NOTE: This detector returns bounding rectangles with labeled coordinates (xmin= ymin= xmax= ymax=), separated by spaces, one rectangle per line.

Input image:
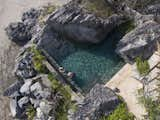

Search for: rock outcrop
xmin=73 ymin=84 xmax=120 ymax=120
xmin=116 ymin=21 xmax=160 ymax=63
xmin=37 ymin=26 xmax=76 ymax=61
xmin=14 ymin=51 xmax=37 ymax=79
xmin=145 ymin=4 xmax=160 ymax=15
xmin=46 ymin=1 xmax=126 ymax=44
xmin=3 ymin=74 xmax=59 ymax=119
xmin=5 ymin=8 xmax=40 ymax=45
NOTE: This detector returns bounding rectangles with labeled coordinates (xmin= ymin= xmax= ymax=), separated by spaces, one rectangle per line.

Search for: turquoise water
xmin=58 ymin=30 xmax=125 ymax=91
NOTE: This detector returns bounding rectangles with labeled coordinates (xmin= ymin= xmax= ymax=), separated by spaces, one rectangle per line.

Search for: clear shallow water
xmin=58 ymin=29 xmax=125 ymax=91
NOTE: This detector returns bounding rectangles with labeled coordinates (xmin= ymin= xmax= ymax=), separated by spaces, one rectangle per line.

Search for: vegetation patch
xmin=138 ymin=88 xmax=160 ymax=120
xmin=38 ymin=4 xmax=56 ymax=26
xmin=117 ymin=20 xmax=135 ymax=34
xmin=81 ymin=0 xmax=114 ymax=18
xmin=136 ymin=57 xmax=150 ymax=76
xmin=42 ymin=4 xmax=56 ymax=16
xmin=30 ymin=47 xmax=49 ymax=74
xmin=26 ymin=105 xmax=36 ymax=120
xmin=48 ymin=73 xmax=73 ymax=120
xmin=100 ymin=102 xmax=134 ymax=120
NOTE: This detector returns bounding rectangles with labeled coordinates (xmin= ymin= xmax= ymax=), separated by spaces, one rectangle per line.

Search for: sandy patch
xmin=105 ymin=64 xmax=146 ymax=120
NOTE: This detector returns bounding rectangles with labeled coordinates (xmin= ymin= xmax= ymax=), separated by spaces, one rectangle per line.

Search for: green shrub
xmin=26 ymin=105 xmax=36 ymax=120
xmin=102 ymin=103 xmax=134 ymax=120
xmin=44 ymin=4 xmax=56 ymax=15
xmin=138 ymin=88 xmax=160 ymax=120
xmin=48 ymin=73 xmax=72 ymax=120
xmin=136 ymin=57 xmax=150 ymax=76
xmin=30 ymin=47 xmax=48 ymax=73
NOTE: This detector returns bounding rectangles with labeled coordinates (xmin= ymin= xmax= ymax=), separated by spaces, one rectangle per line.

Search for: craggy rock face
xmin=5 ymin=8 xmax=40 ymax=45
xmin=5 ymin=22 xmax=32 ymax=45
xmin=116 ymin=21 xmax=160 ymax=63
xmin=47 ymin=2 xmax=126 ymax=44
xmin=14 ymin=52 xmax=37 ymax=79
xmin=73 ymin=84 xmax=120 ymax=120
xmin=37 ymin=26 xmax=76 ymax=61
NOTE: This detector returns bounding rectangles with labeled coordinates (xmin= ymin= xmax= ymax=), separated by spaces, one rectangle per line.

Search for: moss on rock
xmin=80 ymin=0 xmax=114 ymax=18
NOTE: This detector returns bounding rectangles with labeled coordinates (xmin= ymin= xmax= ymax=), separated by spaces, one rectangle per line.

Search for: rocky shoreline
xmin=3 ymin=0 xmax=160 ymax=119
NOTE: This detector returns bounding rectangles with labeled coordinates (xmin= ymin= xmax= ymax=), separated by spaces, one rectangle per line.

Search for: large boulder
xmin=37 ymin=26 xmax=76 ymax=61
xmin=3 ymin=81 xmax=23 ymax=98
xmin=10 ymin=99 xmax=24 ymax=118
xmin=20 ymin=79 xmax=32 ymax=94
xmin=73 ymin=84 xmax=120 ymax=120
xmin=145 ymin=4 xmax=160 ymax=15
xmin=15 ymin=52 xmax=37 ymax=79
xmin=5 ymin=22 xmax=32 ymax=45
xmin=5 ymin=8 xmax=40 ymax=45
xmin=116 ymin=21 xmax=160 ymax=63
xmin=46 ymin=1 xmax=126 ymax=44
xmin=18 ymin=97 xmax=29 ymax=108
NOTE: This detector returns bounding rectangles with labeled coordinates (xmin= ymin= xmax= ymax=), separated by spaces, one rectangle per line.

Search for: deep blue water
xmin=57 ymin=29 xmax=125 ymax=91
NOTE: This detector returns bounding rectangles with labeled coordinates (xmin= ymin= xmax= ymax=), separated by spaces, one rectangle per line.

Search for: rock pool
xmin=57 ymin=29 xmax=125 ymax=91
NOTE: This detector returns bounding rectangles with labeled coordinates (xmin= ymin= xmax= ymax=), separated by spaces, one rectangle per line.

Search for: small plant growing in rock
xmin=26 ymin=105 xmax=36 ymax=120
xmin=81 ymin=0 xmax=113 ymax=18
xmin=30 ymin=47 xmax=49 ymax=74
xmin=136 ymin=57 xmax=150 ymax=76
xmin=41 ymin=3 xmax=56 ymax=17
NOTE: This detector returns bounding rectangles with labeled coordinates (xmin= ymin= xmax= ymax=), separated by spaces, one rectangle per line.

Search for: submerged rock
xmin=116 ymin=21 xmax=160 ymax=63
xmin=73 ymin=84 xmax=120 ymax=120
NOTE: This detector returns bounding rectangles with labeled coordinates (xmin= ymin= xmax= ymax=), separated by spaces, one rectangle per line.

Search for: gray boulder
xmin=30 ymin=82 xmax=43 ymax=99
xmin=30 ymin=82 xmax=42 ymax=92
xmin=22 ymin=8 xmax=40 ymax=22
xmin=3 ymin=81 xmax=23 ymax=97
xmin=5 ymin=22 xmax=32 ymax=45
xmin=15 ymin=52 xmax=37 ymax=79
xmin=73 ymin=84 xmax=120 ymax=120
xmin=36 ymin=101 xmax=55 ymax=120
xmin=47 ymin=1 xmax=126 ymax=44
xmin=18 ymin=97 xmax=29 ymax=108
xmin=30 ymin=98 xmax=40 ymax=108
xmin=10 ymin=99 xmax=23 ymax=118
xmin=37 ymin=90 xmax=51 ymax=99
xmin=37 ymin=26 xmax=76 ymax=61
xmin=145 ymin=4 xmax=160 ymax=15
xmin=116 ymin=21 xmax=160 ymax=63
xmin=39 ymin=101 xmax=53 ymax=115
xmin=5 ymin=8 xmax=40 ymax=45
xmin=20 ymin=79 xmax=32 ymax=94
